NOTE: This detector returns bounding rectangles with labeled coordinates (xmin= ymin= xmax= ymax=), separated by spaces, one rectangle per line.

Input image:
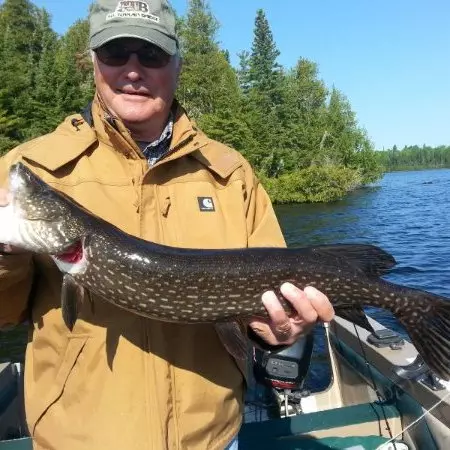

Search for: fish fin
xmin=215 ymin=321 xmax=249 ymax=361
xmin=61 ymin=274 xmax=83 ymax=331
xmin=311 ymin=244 xmax=397 ymax=276
xmin=335 ymin=306 xmax=375 ymax=333
xmin=398 ymin=297 xmax=450 ymax=381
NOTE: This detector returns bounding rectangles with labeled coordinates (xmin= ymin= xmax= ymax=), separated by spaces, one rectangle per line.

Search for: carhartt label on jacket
xmin=198 ymin=197 xmax=215 ymax=212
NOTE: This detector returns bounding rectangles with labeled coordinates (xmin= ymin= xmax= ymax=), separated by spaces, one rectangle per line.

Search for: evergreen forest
xmin=0 ymin=0 xmax=446 ymax=203
xmin=377 ymin=145 xmax=450 ymax=172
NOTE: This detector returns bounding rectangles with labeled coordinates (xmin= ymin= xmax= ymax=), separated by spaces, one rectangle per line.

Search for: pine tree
xmin=176 ymin=0 xmax=257 ymax=158
xmin=247 ymin=9 xmax=282 ymax=106
xmin=0 ymin=0 xmax=39 ymax=140
xmin=55 ymin=19 xmax=94 ymax=117
xmin=25 ymin=7 xmax=60 ymax=139
xmin=243 ymin=9 xmax=284 ymax=175
xmin=177 ymin=0 xmax=241 ymax=119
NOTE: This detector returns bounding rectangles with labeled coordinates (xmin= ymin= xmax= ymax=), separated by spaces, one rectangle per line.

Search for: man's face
xmin=93 ymin=38 xmax=180 ymax=132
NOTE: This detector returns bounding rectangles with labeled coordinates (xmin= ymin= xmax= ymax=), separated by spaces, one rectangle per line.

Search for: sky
xmin=31 ymin=0 xmax=450 ymax=151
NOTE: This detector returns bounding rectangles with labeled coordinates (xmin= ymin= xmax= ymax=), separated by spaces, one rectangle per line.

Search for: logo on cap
xmin=107 ymin=1 xmax=159 ymax=23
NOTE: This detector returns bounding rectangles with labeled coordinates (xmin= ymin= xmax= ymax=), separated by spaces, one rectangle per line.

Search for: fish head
xmin=1 ymin=163 xmax=86 ymax=255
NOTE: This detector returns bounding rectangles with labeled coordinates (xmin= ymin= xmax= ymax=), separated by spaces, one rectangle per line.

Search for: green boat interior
xmin=0 ymin=317 xmax=449 ymax=449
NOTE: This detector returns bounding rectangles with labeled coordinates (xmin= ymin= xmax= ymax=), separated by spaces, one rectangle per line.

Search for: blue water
xmin=245 ymin=169 xmax=450 ymax=421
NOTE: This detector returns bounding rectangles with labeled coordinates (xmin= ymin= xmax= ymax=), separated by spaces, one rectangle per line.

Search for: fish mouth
xmin=53 ymin=240 xmax=84 ymax=264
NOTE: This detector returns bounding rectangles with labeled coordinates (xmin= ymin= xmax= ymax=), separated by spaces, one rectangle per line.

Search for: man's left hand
xmin=248 ymin=283 xmax=335 ymax=346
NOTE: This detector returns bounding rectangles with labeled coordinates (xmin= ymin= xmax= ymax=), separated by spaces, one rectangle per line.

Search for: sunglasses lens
xmin=95 ymin=44 xmax=129 ymax=66
xmin=95 ymin=41 xmax=171 ymax=69
xmin=138 ymin=47 xmax=171 ymax=68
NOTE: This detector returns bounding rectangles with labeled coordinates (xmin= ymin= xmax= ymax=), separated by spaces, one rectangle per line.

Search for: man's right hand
xmin=0 ymin=188 xmax=23 ymax=254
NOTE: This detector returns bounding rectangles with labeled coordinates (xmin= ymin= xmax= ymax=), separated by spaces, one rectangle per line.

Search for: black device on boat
xmin=252 ymin=332 xmax=314 ymax=390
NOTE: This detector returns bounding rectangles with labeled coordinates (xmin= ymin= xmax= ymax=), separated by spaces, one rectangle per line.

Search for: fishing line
xmin=353 ymin=323 xmax=397 ymax=447
xmin=375 ymin=381 xmax=450 ymax=450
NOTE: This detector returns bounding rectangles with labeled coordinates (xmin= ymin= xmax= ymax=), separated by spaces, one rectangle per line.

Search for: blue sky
xmin=31 ymin=0 xmax=450 ymax=150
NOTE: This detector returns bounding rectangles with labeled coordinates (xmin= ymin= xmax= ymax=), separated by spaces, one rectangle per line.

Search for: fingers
xmin=249 ymin=283 xmax=335 ymax=347
xmin=280 ymin=283 xmax=318 ymax=323
xmin=261 ymin=291 xmax=292 ymax=341
xmin=303 ymin=285 xmax=335 ymax=322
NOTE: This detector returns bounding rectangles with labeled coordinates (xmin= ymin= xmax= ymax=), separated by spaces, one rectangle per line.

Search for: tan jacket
xmin=0 ymin=97 xmax=286 ymax=450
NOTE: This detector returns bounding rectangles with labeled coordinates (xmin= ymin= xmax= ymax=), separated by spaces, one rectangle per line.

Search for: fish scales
xmin=2 ymin=162 xmax=450 ymax=380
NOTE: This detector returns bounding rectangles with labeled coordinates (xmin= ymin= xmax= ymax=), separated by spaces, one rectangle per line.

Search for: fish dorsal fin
xmin=310 ymin=244 xmax=397 ymax=277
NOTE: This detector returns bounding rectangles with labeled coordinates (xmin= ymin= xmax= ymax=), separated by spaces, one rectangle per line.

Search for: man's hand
xmin=249 ymin=283 xmax=335 ymax=346
xmin=0 ymin=188 xmax=22 ymax=254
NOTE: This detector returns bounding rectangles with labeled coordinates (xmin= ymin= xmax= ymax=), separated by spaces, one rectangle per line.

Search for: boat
xmin=0 ymin=316 xmax=449 ymax=449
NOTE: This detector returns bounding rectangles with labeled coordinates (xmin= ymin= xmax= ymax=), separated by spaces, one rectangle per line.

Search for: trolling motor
xmin=252 ymin=332 xmax=314 ymax=417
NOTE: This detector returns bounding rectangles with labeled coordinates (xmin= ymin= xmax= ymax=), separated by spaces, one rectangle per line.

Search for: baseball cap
xmin=89 ymin=0 xmax=178 ymax=55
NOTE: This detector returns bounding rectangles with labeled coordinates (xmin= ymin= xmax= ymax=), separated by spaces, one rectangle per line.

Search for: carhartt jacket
xmin=0 ymin=96 xmax=286 ymax=450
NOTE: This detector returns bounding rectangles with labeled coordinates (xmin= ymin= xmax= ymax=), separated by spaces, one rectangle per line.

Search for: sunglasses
xmin=95 ymin=40 xmax=171 ymax=69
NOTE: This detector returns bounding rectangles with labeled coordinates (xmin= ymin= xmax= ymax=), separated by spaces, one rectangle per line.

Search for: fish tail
xmin=399 ymin=297 xmax=450 ymax=380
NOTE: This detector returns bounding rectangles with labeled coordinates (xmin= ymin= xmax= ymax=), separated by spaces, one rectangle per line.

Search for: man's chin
xmin=119 ymin=107 xmax=163 ymax=124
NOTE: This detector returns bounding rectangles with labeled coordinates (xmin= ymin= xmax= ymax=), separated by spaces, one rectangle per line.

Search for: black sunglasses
xmin=95 ymin=40 xmax=171 ymax=69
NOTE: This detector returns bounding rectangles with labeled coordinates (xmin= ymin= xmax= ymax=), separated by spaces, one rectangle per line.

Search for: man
xmin=0 ymin=0 xmax=334 ymax=449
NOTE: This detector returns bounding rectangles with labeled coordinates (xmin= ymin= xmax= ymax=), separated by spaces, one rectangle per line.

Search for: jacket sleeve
xmin=0 ymin=150 xmax=34 ymax=328
xmin=244 ymin=165 xmax=286 ymax=249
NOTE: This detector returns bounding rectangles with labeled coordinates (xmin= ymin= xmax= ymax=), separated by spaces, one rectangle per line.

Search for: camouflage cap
xmin=89 ymin=0 xmax=178 ymax=55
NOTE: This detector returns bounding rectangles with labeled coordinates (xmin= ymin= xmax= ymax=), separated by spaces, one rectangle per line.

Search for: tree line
xmin=377 ymin=145 xmax=450 ymax=172
xmin=0 ymin=0 xmax=384 ymax=203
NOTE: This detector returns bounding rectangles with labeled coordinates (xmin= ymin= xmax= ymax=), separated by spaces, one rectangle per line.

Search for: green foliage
xmin=377 ymin=145 xmax=450 ymax=171
xmin=248 ymin=9 xmax=281 ymax=97
xmin=177 ymin=0 xmax=241 ymax=119
xmin=259 ymin=166 xmax=362 ymax=204
xmin=54 ymin=19 xmax=94 ymax=118
xmin=0 ymin=108 xmax=20 ymax=156
xmin=240 ymin=8 xmax=285 ymax=162
xmin=0 ymin=0 xmax=93 ymax=145
xmin=197 ymin=110 xmax=259 ymax=163
xmin=0 ymin=0 xmax=387 ymax=204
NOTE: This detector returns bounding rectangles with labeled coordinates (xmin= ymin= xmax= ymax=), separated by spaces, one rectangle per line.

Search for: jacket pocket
xmin=158 ymin=180 xmax=248 ymax=249
xmin=30 ymin=335 xmax=89 ymax=434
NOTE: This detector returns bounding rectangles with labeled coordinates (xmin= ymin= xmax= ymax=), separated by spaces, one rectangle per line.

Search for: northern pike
xmin=1 ymin=163 xmax=450 ymax=380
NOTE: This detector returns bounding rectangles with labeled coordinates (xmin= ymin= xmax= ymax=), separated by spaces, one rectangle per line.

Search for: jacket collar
xmin=19 ymin=114 xmax=97 ymax=172
xmin=21 ymin=94 xmax=242 ymax=179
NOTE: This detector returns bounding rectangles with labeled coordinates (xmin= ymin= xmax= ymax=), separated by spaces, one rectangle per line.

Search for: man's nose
xmin=124 ymin=53 xmax=144 ymax=80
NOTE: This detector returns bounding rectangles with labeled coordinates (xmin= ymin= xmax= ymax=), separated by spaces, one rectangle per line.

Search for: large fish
xmin=1 ymin=163 xmax=450 ymax=380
